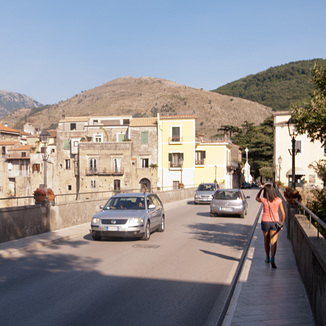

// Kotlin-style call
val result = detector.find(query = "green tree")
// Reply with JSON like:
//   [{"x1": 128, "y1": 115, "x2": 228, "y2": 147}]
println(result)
[
  {"x1": 309, "y1": 159, "x2": 326, "y2": 187},
  {"x1": 290, "y1": 62, "x2": 326, "y2": 145}
]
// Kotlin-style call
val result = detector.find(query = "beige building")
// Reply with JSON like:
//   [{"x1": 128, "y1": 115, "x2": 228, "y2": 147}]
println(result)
[{"x1": 274, "y1": 112, "x2": 325, "y2": 188}]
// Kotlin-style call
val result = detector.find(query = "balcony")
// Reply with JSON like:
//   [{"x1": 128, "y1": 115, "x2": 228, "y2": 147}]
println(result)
[
  {"x1": 85, "y1": 167, "x2": 124, "y2": 176},
  {"x1": 168, "y1": 136, "x2": 183, "y2": 144}
]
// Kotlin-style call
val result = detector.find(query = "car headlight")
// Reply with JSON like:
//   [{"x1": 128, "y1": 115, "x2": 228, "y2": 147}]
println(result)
[
  {"x1": 92, "y1": 217, "x2": 100, "y2": 224},
  {"x1": 195, "y1": 195, "x2": 200, "y2": 199},
  {"x1": 129, "y1": 218, "x2": 144, "y2": 224}
]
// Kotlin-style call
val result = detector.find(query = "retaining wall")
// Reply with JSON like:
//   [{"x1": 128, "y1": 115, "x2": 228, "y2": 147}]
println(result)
[{"x1": 287, "y1": 208, "x2": 326, "y2": 326}]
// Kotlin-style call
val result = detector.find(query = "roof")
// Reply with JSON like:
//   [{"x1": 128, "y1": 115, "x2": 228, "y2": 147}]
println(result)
[
  {"x1": 159, "y1": 114, "x2": 197, "y2": 120},
  {"x1": 59, "y1": 116, "x2": 90, "y2": 123},
  {"x1": 0, "y1": 124, "x2": 20, "y2": 134},
  {"x1": 8, "y1": 145, "x2": 33, "y2": 151},
  {"x1": 129, "y1": 117, "x2": 157, "y2": 127},
  {"x1": 0, "y1": 141, "x2": 19, "y2": 146}
]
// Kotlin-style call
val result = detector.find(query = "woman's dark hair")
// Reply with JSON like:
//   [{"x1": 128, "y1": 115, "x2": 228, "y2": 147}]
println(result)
[{"x1": 263, "y1": 184, "x2": 277, "y2": 202}]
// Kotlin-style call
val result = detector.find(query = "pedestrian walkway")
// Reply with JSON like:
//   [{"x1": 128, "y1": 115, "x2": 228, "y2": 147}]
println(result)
[{"x1": 222, "y1": 219, "x2": 315, "y2": 326}]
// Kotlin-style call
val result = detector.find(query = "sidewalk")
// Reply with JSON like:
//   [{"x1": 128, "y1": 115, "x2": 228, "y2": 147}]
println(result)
[{"x1": 223, "y1": 220, "x2": 315, "y2": 326}]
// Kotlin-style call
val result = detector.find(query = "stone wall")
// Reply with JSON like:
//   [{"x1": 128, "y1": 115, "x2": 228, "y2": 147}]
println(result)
[{"x1": 287, "y1": 208, "x2": 326, "y2": 326}]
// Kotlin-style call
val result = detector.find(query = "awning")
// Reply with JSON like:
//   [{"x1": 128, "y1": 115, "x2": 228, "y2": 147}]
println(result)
[{"x1": 286, "y1": 167, "x2": 307, "y2": 177}]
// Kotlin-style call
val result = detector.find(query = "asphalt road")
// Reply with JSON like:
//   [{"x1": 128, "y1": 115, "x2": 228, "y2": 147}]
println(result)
[{"x1": 0, "y1": 190, "x2": 261, "y2": 326}]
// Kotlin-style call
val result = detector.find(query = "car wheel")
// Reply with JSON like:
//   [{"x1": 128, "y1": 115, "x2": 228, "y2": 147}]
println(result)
[
  {"x1": 142, "y1": 222, "x2": 150, "y2": 241},
  {"x1": 194, "y1": 201, "x2": 198, "y2": 205},
  {"x1": 158, "y1": 216, "x2": 165, "y2": 232},
  {"x1": 92, "y1": 233, "x2": 101, "y2": 241},
  {"x1": 240, "y1": 212, "x2": 245, "y2": 218},
  {"x1": 210, "y1": 211, "x2": 216, "y2": 217}
]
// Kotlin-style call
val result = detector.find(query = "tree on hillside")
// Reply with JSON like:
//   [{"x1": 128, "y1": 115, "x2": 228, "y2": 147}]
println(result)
[{"x1": 290, "y1": 62, "x2": 326, "y2": 146}]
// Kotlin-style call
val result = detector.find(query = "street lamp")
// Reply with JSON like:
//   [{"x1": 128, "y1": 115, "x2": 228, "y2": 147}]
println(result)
[
  {"x1": 287, "y1": 118, "x2": 298, "y2": 189},
  {"x1": 278, "y1": 155, "x2": 282, "y2": 182},
  {"x1": 40, "y1": 130, "x2": 50, "y2": 192}
]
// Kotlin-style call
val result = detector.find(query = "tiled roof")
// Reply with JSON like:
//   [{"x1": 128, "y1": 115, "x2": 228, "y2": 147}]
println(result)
[
  {"x1": 129, "y1": 118, "x2": 157, "y2": 127},
  {"x1": 0, "y1": 141, "x2": 19, "y2": 146},
  {"x1": 159, "y1": 114, "x2": 197, "y2": 120},
  {"x1": 8, "y1": 145, "x2": 33, "y2": 151},
  {"x1": 0, "y1": 124, "x2": 20, "y2": 134}
]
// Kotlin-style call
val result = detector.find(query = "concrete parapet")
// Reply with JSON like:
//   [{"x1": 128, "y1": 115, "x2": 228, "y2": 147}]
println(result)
[
  {"x1": 0, "y1": 188, "x2": 196, "y2": 243},
  {"x1": 287, "y1": 208, "x2": 326, "y2": 326}
]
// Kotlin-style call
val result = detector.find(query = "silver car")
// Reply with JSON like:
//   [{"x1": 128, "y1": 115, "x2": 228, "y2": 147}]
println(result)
[
  {"x1": 194, "y1": 183, "x2": 219, "y2": 204},
  {"x1": 91, "y1": 192, "x2": 165, "y2": 241},
  {"x1": 210, "y1": 189, "x2": 249, "y2": 218}
]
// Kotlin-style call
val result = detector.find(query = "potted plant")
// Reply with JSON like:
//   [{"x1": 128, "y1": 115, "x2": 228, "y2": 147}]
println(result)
[
  {"x1": 47, "y1": 188, "x2": 56, "y2": 202},
  {"x1": 33, "y1": 188, "x2": 46, "y2": 203},
  {"x1": 284, "y1": 187, "x2": 302, "y2": 205}
]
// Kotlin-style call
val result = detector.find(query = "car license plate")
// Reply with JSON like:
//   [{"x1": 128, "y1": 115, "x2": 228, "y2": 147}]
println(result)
[
  {"x1": 107, "y1": 226, "x2": 119, "y2": 231},
  {"x1": 221, "y1": 207, "x2": 233, "y2": 212}
]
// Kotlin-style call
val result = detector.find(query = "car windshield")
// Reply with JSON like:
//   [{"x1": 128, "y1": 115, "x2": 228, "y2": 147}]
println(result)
[
  {"x1": 104, "y1": 197, "x2": 145, "y2": 210},
  {"x1": 214, "y1": 190, "x2": 240, "y2": 200},
  {"x1": 198, "y1": 184, "x2": 216, "y2": 191}
]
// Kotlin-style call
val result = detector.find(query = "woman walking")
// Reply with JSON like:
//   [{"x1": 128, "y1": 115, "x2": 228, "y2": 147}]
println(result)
[{"x1": 256, "y1": 184, "x2": 286, "y2": 268}]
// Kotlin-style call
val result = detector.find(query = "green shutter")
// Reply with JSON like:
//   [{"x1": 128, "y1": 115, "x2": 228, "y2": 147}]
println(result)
[
  {"x1": 64, "y1": 139, "x2": 71, "y2": 150},
  {"x1": 141, "y1": 131, "x2": 148, "y2": 144}
]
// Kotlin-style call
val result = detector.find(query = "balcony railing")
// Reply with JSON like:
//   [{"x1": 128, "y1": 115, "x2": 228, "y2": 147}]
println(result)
[
  {"x1": 85, "y1": 167, "x2": 124, "y2": 176},
  {"x1": 168, "y1": 136, "x2": 183, "y2": 144}
]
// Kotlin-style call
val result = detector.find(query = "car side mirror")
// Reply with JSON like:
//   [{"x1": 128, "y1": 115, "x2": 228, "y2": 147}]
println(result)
[
  {"x1": 100, "y1": 205, "x2": 104, "y2": 209},
  {"x1": 148, "y1": 204, "x2": 156, "y2": 210},
  {"x1": 246, "y1": 196, "x2": 250, "y2": 199}
]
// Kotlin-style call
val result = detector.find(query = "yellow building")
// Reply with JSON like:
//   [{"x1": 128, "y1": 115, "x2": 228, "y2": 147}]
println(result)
[
  {"x1": 194, "y1": 139, "x2": 234, "y2": 189},
  {"x1": 157, "y1": 114, "x2": 196, "y2": 190}
]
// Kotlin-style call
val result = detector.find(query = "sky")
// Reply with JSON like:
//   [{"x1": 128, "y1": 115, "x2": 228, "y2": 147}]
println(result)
[{"x1": 1, "y1": 0, "x2": 325, "y2": 105}]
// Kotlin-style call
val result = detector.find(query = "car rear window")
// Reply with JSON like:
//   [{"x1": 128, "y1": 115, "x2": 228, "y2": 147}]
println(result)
[
  {"x1": 214, "y1": 191, "x2": 240, "y2": 200},
  {"x1": 198, "y1": 184, "x2": 216, "y2": 191}
]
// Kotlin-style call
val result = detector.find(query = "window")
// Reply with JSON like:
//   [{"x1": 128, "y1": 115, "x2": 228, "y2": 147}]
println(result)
[
  {"x1": 309, "y1": 174, "x2": 316, "y2": 184},
  {"x1": 65, "y1": 159, "x2": 70, "y2": 169},
  {"x1": 113, "y1": 158, "x2": 121, "y2": 172},
  {"x1": 168, "y1": 153, "x2": 184, "y2": 168},
  {"x1": 68, "y1": 185, "x2": 72, "y2": 191},
  {"x1": 141, "y1": 131, "x2": 148, "y2": 144},
  {"x1": 91, "y1": 180, "x2": 96, "y2": 188},
  {"x1": 195, "y1": 151, "x2": 206, "y2": 165},
  {"x1": 90, "y1": 158, "x2": 97, "y2": 173},
  {"x1": 64, "y1": 139, "x2": 71, "y2": 150},
  {"x1": 173, "y1": 181, "x2": 179, "y2": 189},
  {"x1": 21, "y1": 152, "x2": 26, "y2": 158},
  {"x1": 123, "y1": 119, "x2": 130, "y2": 125},
  {"x1": 32, "y1": 164, "x2": 40, "y2": 172},
  {"x1": 117, "y1": 133, "x2": 125, "y2": 142},
  {"x1": 141, "y1": 158, "x2": 149, "y2": 168},
  {"x1": 70, "y1": 123, "x2": 76, "y2": 130},
  {"x1": 94, "y1": 134, "x2": 103, "y2": 142},
  {"x1": 171, "y1": 126, "x2": 180, "y2": 142},
  {"x1": 114, "y1": 179, "x2": 120, "y2": 190}
]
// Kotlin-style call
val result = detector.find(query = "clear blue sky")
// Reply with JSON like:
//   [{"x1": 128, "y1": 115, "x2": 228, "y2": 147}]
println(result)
[{"x1": 1, "y1": 0, "x2": 325, "y2": 104}]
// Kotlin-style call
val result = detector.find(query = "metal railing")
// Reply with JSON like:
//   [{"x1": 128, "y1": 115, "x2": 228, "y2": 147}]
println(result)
[{"x1": 295, "y1": 199, "x2": 326, "y2": 239}]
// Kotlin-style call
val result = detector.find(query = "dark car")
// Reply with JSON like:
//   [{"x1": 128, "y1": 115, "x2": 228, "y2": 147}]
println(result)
[
  {"x1": 91, "y1": 192, "x2": 165, "y2": 241},
  {"x1": 241, "y1": 182, "x2": 251, "y2": 189}
]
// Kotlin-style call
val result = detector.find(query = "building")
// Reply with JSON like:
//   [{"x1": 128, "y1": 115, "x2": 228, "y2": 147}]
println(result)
[{"x1": 273, "y1": 112, "x2": 325, "y2": 188}]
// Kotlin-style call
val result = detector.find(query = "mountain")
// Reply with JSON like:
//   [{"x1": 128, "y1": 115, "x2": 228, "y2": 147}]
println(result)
[
  {"x1": 212, "y1": 59, "x2": 326, "y2": 111},
  {"x1": 0, "y1": 91, "x2": 42, "y2": 118},
  {"x1": 1, "y1": 77, "x2": 272, "y2": 139}
]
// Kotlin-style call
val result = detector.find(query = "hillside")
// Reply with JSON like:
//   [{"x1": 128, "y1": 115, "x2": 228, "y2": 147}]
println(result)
[
  {"x1": 213, "y1": 59, "x2": 326, "y2": 111},
  {"x1": 1, "y1": 77, "x2": 272, "y2": 139},
  {"x1": 0, "y1": 91, "x2": 42, "y2": 118}
]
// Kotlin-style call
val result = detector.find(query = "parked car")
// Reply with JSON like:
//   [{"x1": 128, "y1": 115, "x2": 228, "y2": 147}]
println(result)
[
  {"x1": 241, "y1": 182, "x2": 251, "y2": 189},
  {"x1": 90, "y1": 192, "x2": 165, "y2": 241},
  {"x1": 194, "y1": 183, "x2": 219, "y2": 204},
  {"x1": 210, "y1": 189, "x2": 249, "y2": 218}
]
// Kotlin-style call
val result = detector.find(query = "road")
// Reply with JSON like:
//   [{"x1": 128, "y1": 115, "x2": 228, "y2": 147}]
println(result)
[{"x1": 0, "y1": 190, "x2": 261, "y2": 326}]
